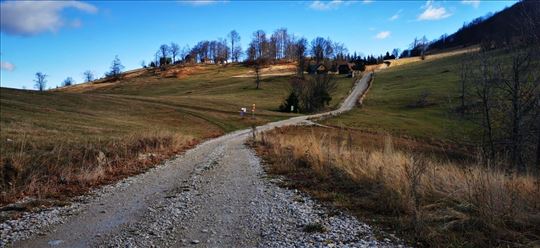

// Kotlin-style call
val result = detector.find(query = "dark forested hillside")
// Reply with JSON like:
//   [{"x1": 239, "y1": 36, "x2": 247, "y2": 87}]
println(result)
[{"x1": 429, "y1": 0, "x2": 539, "y2": 50}]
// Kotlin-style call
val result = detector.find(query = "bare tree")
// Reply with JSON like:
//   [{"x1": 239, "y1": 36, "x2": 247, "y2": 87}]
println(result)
[
  {"x1": 62, "y1": 77, "x2": 74, "y2": 86},
  {"x1": 310, "y1": 37, "x2": 333, "y2": 64},
  {"x1": 470, "y1": 52, "x2": 499, "y2": 163},
  {"x1": 83, "y1": 70, "x2": 94, "y2": 82},
  {"x1": 246, "y1": 42, "x2": 257, "y2": 61},
  {"x1": 34, "y1": 72, "x2": 47, "y2": 91},
  {"x1": 332, "y1": 42, "x2": 347, "y2": 60},
  {"x1": 106, "y1": 55, "x2": 124, "y2": 78},
  {"x1": 295, "y1": 38, "x2": 307, "y2": 78},
  {"x1": 459, "y1": 61, "x2": 471, "y2": 116},
  {"x1": 463, "y1": 9, "x2": 540, "y2": 172},
  {"x1": 228, "y1": 30, "x2": 241, "y2": 62},
  {"x1": 284, "y1": 34, "x2": 298, "y2": 60},
  {"x1": 232, "y1": 46, "x2": 242, "y2": 62},
  {"x1": 159, "y1": 44, "x2": 170, "y2": 59},
  {"x1": 254, "y1": 63, "x2": 261, "y2": 89},
  {"x1": 159, "y1": 44, "x2": 171, "y2": 66},
  {"x1": 217, "y1": 38, "x2": 229, "y2": 64},
  {"x1": 191, "y1": 41, "x2": 210, "y2": 63},
  {"x1": 269, "y1": 35, "x2": 278, "y2": 60},
  {"x1": 499, "y1": 48, "x2": 540, "y2": 171},
  {"x1": 181, "y1": 44, "x2": 191, "y2": 63},
  {"x1": 253, "y1": 57, "x2": 269, "y2": 89},
  {"x1": 271, "y1": 28, "x2": 289, "y2": 60},
  {"x1": 154, "y1": 50, "x2": 160, "y2": 67},
  {"x1": 392, "y1": 48, "x2": 401, "y2": 59},
  {"x1": 251, "y1": 30, "x2": 268, "y2": 60},
  {"x1": 170, "y1": 42, "x2": 180, "y2": 63},
  {"x1": 536, "y1": 100, "x2": 540, "y2": 171}
]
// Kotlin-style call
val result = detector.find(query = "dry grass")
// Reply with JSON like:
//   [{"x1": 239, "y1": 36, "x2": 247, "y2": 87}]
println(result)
[
  {"x1": 387, "y1": 46, "x2": 480, "y2": 68},
  {"x1": 252, "y1": 126, "x2": 540, "y2": 247},
  {"x1": 232, "y1": 63, "x2": 297, "y2": 78},
  {"x1": 2, "y1": 62, "x2": 356, "y2": 207},
  {"x1": 0, "y1": 131, "x2": 197, "y2": 205}
]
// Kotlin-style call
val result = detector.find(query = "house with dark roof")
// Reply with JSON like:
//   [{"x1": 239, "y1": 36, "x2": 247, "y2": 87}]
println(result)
[{"x1": 308, "y1": 64, "x2": 329, "y2": 74}]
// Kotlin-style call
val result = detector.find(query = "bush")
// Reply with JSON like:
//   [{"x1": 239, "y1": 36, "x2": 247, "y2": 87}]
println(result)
[
  {"x1": 282, "y1": 75, "x2": 336, "y2": 113},
  {"x1": 279, "y1": 91, "x2": 299, "y2": 113}
]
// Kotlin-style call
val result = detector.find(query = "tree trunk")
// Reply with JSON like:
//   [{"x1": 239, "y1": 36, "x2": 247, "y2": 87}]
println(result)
[
  {"x1": 510, "y1": 65, "x2": 523, "y2": 172},
  {"x1": 255, "y1": 65, "x2": 260, "y2": 89},
  {"x1": 536, "y1": 118, "x2": 540, "y2": 175},
  {"x1": 483, "y1": 96, "x2": 496, "y2": 163},
  {"x1": 460, "y1": 64, "x2": 467, "y2": 117}
]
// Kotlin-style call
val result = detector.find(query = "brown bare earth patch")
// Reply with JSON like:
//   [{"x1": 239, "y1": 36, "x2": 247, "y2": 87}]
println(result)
[
  {"x1": 251, "y1": 126, "x2": 540, "y2": 247},
  {"x1": 233, "y1": 63, "x2": 296, "y2": 78},
  {"x1": 161, "y1": 64, "x2": 207, "y2": 79}
]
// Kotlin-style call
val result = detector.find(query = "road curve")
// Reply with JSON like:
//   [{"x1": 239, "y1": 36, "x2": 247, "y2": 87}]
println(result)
[{"x1": 3, "y1": 72, "x2": 402, "y2": 248}]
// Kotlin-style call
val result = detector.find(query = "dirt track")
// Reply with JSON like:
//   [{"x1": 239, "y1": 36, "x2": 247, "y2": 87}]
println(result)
[{"x1": 2, "y1": 72, "x2": 405, "y2": 248}]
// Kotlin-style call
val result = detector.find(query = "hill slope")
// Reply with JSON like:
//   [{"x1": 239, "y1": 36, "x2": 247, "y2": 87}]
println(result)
[
  {"x1": 429, "y1": 0, "x2": 540, "y2": 50},
  {"x1": 0, "y1": 63, "x2": 356, "y2": 204}
]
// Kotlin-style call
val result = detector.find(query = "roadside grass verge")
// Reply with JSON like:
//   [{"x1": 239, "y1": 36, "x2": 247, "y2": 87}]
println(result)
[
  {"x1": 1, "y1": 131, "x2": 196, "y2": 205},
  {"x1": 251, "y1": 126, "x2": 540, "y2": 247}
]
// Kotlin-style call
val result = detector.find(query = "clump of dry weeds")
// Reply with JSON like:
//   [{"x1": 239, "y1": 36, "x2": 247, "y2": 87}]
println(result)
[
  {"x1": 252, "y1": 126, "x2": 540, "y2": 247},
  {"x1": 0, "y1": 131, "x2": 197, "y2": 205}
]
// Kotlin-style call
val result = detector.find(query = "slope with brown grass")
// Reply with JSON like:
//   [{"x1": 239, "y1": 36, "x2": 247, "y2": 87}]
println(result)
[
  {"x1": 252, "y1": 126, "x2": 540, "y2": 247},
  {"x1": 1, "y1": 62, "x2": 357, "y2": 206}
]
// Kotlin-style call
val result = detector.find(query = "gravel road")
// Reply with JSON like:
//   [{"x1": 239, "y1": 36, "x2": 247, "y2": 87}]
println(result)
[{"x1": 1, "y1": 72, "x2": 405, "y2": 248}]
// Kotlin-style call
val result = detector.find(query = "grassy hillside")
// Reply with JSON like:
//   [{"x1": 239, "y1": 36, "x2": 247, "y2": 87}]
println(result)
[
  {"x1": 0, "y1": 63, "x2": 356, "y2": 205},
  {"x1": 61, "y1": 64, "x2": 353, "y2": 114},
  {"x1": 322, "y1": 51, "x2": 479, "y2": 144}
]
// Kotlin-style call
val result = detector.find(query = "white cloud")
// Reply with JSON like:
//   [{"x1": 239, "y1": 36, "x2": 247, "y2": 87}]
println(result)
[
  {"x1": 309, "y1": 0, "x2": 345, "y2": 10},
  {"x1": 309, "y1": 0, "x2": 357, "y2": 11},
  {"x1": 461, "y1": 0, "x2": 480, "y2": 8},
  {"x1": 375, "y1": 31, "x2": 391, "y2": 39},
  {"x1": 389, "y1": 9, "x2": 402, "y2": 21},
  {"x1": 0, "y1": 1, "x2": 98, "y2": 36},
  {"x1": 418, "y1": 0, "x2": 451, "y2": 21},
  {"x1": 1, "y1": 61, "x2": 15, "y2": 72},
  {"x1": 362, "y1": 0, "x2": 373, "y2": 4}
]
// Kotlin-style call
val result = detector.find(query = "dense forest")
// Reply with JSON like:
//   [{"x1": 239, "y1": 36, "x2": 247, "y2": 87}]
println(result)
[{"x1": 429, "y1": 0, "x2": 539, "y2": 51}]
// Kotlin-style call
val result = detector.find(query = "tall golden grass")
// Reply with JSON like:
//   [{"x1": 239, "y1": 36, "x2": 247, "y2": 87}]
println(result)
[
  {"x1": 0, "y1": 131, "x2": 197, "y2": 205},
  {"x1": 253, "y1": 126, "x2": 540, "y2": 247}
]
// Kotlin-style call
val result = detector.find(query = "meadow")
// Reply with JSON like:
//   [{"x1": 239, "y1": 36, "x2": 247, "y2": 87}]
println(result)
[
  {"x1": 0, "y1": 62, "x2": 356, "y2": 206},
  {"x1": 322, "y1": 50, "x2": 479, "y2": 144}
]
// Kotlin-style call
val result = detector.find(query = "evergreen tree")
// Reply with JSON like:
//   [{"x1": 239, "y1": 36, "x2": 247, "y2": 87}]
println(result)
[{"x1": 279, "y1": 91, "x2": 299, "y2": 113}]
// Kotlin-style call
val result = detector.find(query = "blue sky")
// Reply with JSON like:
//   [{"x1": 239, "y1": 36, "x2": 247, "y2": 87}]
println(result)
[{"x1": 0, "y1": 0, "x2": 515, "y2": 89}]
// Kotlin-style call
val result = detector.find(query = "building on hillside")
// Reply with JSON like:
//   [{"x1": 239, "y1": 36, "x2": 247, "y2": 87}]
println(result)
[
  {"x1": 308, "y1": 64, "x2": 328, "y2": 74},
  {"x1": 201, "y1": 58, "x2": 213, "y2": 64},
  {"x1": 338, "y1": 63, "x2": 353, "y2": 75}
]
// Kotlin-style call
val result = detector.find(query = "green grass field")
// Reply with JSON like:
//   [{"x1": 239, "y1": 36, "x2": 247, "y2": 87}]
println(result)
[
  {"x1": 0, "y1": 63, "x2": 355, "y2": 204},
  {"x1": 322, "y1": 52, "x2": 479, "y2": 144},
  {"x1": 1, "y1": 63, "x2": 355, "y2": 143}
]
